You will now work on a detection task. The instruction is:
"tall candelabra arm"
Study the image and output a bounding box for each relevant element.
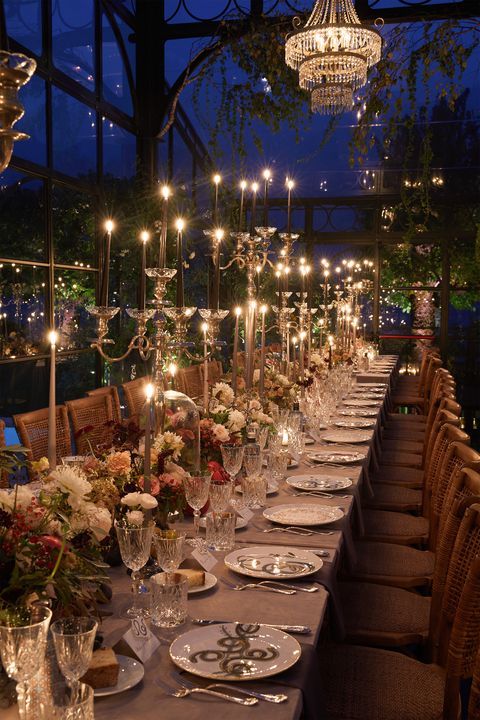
[220,255,246,271]
[90,332,151,364]
[182,347,216,363]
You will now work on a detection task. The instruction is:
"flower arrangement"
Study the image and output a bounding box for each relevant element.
[0,469,111,615]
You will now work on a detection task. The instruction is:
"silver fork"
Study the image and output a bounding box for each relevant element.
[155,677,258,705]
[221,577,296,595]
[172,671,287,703]
[262,526,335,536]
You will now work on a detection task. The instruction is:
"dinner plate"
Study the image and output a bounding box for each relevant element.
[94,655,144,697]
[286,474,353,492]
[199,515,248,530]
[343,398,382,407]
[263,503,344,526]
[320,430,371,444]
[307,450,366,464]
[338,407,379,417]
[152,570,218,594]
[169,623,301,681]
[235,481,279,496]
[334,418,375,429]
[224,545,323,579]
[351,393,384,400]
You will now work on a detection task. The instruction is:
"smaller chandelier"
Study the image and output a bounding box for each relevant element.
[285,0,382,115]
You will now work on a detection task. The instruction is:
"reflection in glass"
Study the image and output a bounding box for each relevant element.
[0,263,47,359]
[0,170,45,261]
[52,0,95,90]
[54,269,96,350]
[52,185,95,265]
[11,74,47,166]
[4,0,43,56]
[102,12,133,115]
[52,87,97,177]
[103,122,136,179]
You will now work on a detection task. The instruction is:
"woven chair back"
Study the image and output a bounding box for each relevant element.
[468,599,480,719]
[423,356,443,409]
[66,394,114,454]
[175,370,188,395]
[121,377,147,419]
[422,391,460,462]
[200,359,223,386]
[180,365,203,400]
[429,442,480,550]
[86,386,122,424]
[0,419,8,488]
[14,406,72,469]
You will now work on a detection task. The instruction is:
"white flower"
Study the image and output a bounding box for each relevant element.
[121,491,143,507]
[227,409,246,434]
[126,510,145,526]
[248,399,261,411]
[48,466,92,509]
[138,493,158,510]
[212,382,234,407]
[253,369,260,384]
[153,431,184,461]
[209,401,227,414]
[0,486,35,513]
[277,374,291,387]
[83,503,112,541]
[310,353,323,367]
[212,423,230,442]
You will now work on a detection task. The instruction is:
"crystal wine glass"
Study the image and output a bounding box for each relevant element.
[220,443,245,481]
[0,606,52,720]
[50,617,98,697]
[183,471,211,546]
[209,480,234,512]
[154,532,185,578]
[243,443,262,479]
[115,522,154,617]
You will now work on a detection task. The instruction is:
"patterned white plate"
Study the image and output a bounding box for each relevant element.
[320,430,371,444]
[286,474,353,492]
[224,545,322,579]
[263,503,344,526]
[343,398,382,407]
[307,450,366,464]
[334,418,375,429]
[199,515,248,529]
[170,623,301,681]
[338,408,379,417]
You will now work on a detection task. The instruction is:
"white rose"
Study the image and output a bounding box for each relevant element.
[248,399,261,411]
[126,510,145,526]
[84,503,112,542]
[227,409,246,434]
[121,491,143,507]
[212,423,230,442]
[212,382,234,407]
[138,493,158,510]
[164,461,189,483]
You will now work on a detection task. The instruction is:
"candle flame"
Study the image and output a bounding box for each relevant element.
[105,219,114,233]
[175,218,185,232]
[213,173,222,185]
[140,230,150,243]
[251,181,259,193]
[201,322,209,333]
[234,306,242,316]
[214,228,224,242]
[48,330,58,346]
[286,178,295,190]
[260,304,268,314]
[262,169,272,181]
[145,383,154,400]
[255,264,262,273]
[168,362,177,377]
[299,330,307,341]
[160,185,171,200]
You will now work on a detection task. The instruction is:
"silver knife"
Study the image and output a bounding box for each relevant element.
[192,618,311,634]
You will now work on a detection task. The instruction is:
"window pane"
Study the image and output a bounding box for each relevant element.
[12,74,47,166]
[0,263,47,359]
[0,170,45,261]
[103,121,136,179]
[52,0,95,90]
[4,0,42,56]
[0,358,49,416]
[57,351,97,404]
[54,269,96,349]
[102,12,133,114]
[52,184,96,265]
[52,87,97,178]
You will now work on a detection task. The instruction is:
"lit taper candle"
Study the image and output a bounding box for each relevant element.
[47,330,58,470]
[258,304,267,395]
[159,185,171,268]
[175,218,185,308]
[143,383,154,494]
[286,178,294,235]
[138,230,149,311]
[249,182,258,236]
[262,169,271,226]
[231,306,241,394]
[238,180,247,232]
[202,322,209,412]
[99,219,114,306]
[213,173,221,226]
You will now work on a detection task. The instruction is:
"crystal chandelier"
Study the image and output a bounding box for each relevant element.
[285,0,382,115]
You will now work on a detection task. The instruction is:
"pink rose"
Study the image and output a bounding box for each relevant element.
[138,475,161,496]
[82,456,102,474]
[106,451,131,477]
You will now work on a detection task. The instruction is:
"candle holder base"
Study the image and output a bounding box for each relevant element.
[198,308,229,346]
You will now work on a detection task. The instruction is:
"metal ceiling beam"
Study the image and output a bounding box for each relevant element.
[162,0,479,40]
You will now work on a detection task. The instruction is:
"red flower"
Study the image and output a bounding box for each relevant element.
[207,461,229,484]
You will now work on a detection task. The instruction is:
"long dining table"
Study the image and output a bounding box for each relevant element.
[4,355,399,720]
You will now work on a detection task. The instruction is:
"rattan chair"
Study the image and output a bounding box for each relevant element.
[0,419,8,488]
[121,377,148,419]
[14,406,72,467]
[340,468,480,649]
[350,430,479,589]
[200,359,223,386]
[66,395,114,454]
[86,386,122,424]
[179,365,203,400]
[390,354,443,414]
[322,531,480,720]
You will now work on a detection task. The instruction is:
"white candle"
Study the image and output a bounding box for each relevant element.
[281,430,289,446]
[48,330,57,470]
[259,305,267,394]
[143,383,153,494]
[299,330,306,398]
[231,306,241,394]
[202,323,209,413]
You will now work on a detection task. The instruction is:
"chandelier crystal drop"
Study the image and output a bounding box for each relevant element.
[285,0,382,115]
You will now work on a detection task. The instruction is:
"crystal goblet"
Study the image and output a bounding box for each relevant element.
[183,471,211,547]
[50,617,98,697]
[115,522,154,617]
